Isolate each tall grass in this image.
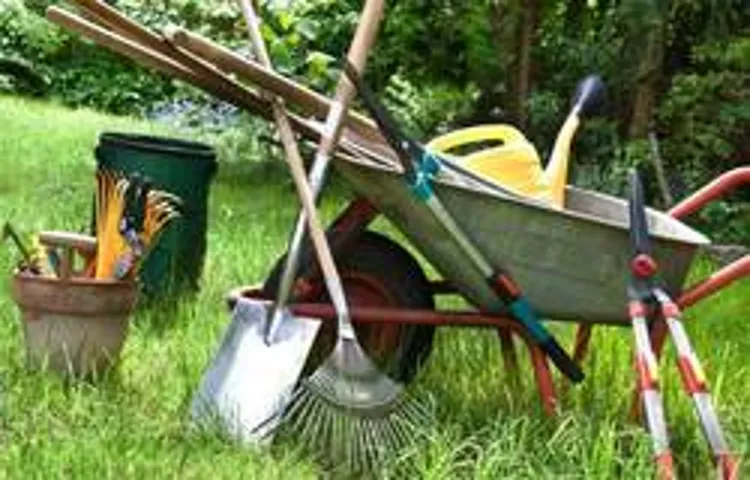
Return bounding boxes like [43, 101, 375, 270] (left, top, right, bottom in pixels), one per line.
[0, 95, 747, 478]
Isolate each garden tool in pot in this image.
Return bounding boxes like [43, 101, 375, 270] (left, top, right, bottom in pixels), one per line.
[2, 222, 42, 274]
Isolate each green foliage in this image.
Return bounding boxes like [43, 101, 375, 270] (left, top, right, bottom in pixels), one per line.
[697, 201, 750, 245]
[658, 36, 749, 193]
[0, 0, 181, 114]
[0, 0, 747, 243]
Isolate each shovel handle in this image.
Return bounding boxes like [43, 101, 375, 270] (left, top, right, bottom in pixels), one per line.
[628, 168, 651, 256]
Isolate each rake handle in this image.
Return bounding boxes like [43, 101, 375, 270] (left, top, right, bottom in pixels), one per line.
[266, 0, 386, 341]
[237, 0, 354, 341]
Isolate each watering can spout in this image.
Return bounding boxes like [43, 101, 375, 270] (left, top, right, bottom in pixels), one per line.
[544, 74, 607, 208]
[543, 114, 580, 208]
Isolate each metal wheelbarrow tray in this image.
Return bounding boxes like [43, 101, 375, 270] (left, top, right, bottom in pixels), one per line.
[332, 151, 709, 325]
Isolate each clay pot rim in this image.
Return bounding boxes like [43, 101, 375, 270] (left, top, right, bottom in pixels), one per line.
[13, 272, 137, 290]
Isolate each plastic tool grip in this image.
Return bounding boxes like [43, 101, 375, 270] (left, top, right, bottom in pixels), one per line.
[508, 297, 585, 383]
[541, 336, 585, 383]
[629, 169, 651, 256]
[495, 274, 585, 383]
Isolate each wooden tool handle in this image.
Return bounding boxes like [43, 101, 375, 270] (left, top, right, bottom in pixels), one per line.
[38, 231, 98, 280]
[47, 6, 317, 142]
[38, 231, 97, 254]
[70, 0, 167, 54]
[237, 0, 351, 321]
[164, 26, 381, 143]
[316, 0, 385, 157]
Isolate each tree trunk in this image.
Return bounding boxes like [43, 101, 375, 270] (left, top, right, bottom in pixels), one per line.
[485, 0, 540, 128]
[628, 20, 664, 138]
[512, 0, 540, 129]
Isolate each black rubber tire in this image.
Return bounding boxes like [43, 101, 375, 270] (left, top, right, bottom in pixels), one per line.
[262, 231, 436, 383]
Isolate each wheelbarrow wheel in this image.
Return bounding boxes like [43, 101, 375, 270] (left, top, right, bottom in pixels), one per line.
[262, 230, 436, 383]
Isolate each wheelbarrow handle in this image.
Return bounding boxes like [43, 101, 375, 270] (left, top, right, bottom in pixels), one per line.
[668, 167, 750, 220]
[678, 255, 750, 309]
[667, 167, 750, 308]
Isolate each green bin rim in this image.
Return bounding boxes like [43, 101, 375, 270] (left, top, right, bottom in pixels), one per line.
[97, 132, 216, 161]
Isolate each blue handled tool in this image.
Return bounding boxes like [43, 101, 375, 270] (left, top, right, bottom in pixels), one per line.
[343, 61, 584, 383]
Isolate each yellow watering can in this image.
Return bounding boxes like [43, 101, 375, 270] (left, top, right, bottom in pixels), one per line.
[426, 76, 605, 209]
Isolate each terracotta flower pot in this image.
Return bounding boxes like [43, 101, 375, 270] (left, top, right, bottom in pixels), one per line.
[11, 272, 138, 378]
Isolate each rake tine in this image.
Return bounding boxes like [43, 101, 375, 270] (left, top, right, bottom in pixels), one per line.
[345, 414, 356, 470]
[147, 189, 182, 204]
[284, 389, 310, 432]
[367, 420, 386, 467]
[374, 418, 397, 462]
[391, 412, 413, 448]
[317, 403, 334, 455]
[359, 418, 375, 472]
[297, 395, 324, 443]
[331, 408, 344, 462]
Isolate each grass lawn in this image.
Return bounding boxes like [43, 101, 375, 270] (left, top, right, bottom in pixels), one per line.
[0, 94, 747, 478]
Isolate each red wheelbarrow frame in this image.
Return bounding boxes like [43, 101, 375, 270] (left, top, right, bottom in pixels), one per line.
[234, 167, 749, 416]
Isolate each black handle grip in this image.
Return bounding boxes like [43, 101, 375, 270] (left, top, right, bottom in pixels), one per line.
[572, 75, 607, 118]
[541, 337, 585, 383]
[628, 168, 652, 255]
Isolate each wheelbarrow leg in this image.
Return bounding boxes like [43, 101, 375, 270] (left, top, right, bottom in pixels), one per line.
[497, 329, 520, 390]
[560, 323, 592, 397]
[527, 341, 557, 416]
[572, 324, 593, 365]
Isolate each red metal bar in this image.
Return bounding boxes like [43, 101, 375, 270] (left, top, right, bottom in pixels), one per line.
[644, 168, 750, 378]
[642, 256, 750, 361]
[677, 255, 750, 309]
[668, 167, 750, 220]
[287, 300, 567, 414]
[572, 324, 593, 365]
[528, 343, 557, 416]
[718, 454, 740, 480]
[328, 196, 379, 236]
[288, 302, 528, 332]
[234, 287, 568, 411]
[655, 452, 676, 480]
[299, 196, 380, 280]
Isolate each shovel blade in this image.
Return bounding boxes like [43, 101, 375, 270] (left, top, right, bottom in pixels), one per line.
[190, 298, 321, 444]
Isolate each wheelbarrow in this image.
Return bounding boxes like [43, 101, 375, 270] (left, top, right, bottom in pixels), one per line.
[225, 72, 749, 476]
[228, 159, 748, 480]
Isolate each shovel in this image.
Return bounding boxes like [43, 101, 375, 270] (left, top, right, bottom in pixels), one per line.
[189, 0, 383, 444]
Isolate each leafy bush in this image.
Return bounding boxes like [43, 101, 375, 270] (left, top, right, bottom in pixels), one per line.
[0, 0, 181, 114]
[657, 37, 749, 193]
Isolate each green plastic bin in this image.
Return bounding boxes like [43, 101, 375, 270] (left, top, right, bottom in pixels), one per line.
[95, 132, 218, 298]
